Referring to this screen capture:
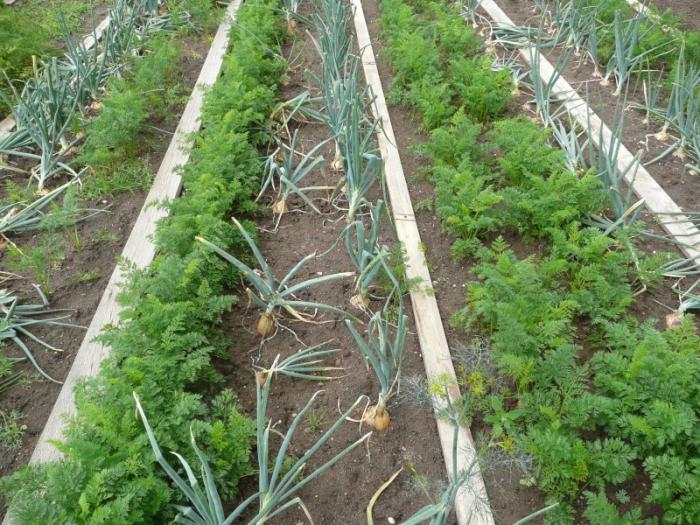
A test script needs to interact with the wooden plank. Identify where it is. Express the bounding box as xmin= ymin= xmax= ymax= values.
xmin=2 ymin=0 xmax=243 ymax=493
xmin=351 ymin=2 xmax=495 ymax=524
xmin=0 ymin=17 xmax=112 ymax=141
xmin=480 ymin=0 xmax=700 ymax=263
